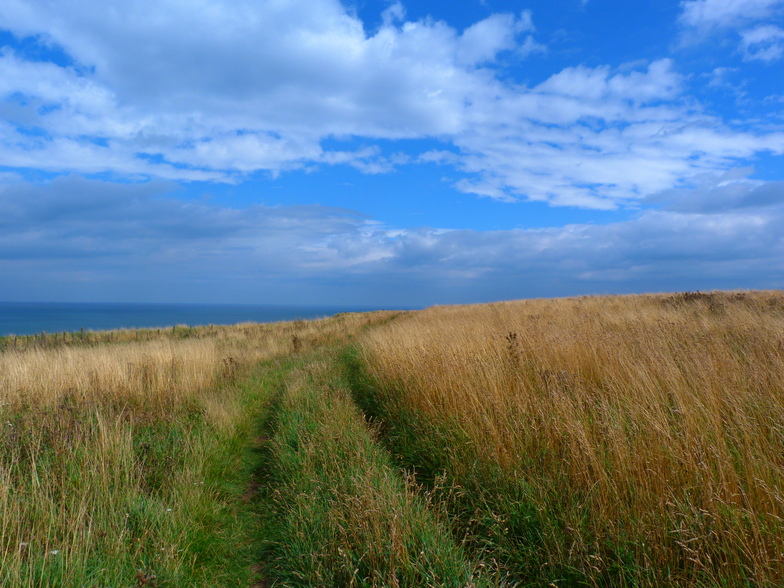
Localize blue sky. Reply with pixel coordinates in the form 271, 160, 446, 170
0, 0, 783, 306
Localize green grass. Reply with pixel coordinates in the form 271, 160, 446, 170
255, 349, 489, 587
0, 364, 275, 587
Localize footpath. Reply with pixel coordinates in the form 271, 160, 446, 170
244, 347, 483, 587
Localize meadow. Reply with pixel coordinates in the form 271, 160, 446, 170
1, 291, 782, 586
353, 291, 784, 586
0, 313, 395, 586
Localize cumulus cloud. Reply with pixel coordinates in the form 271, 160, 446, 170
1, 1, 781, 210
0, 0, 522, 135
0, 0, 548, 184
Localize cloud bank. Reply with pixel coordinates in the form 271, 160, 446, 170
1, 176, 781, 305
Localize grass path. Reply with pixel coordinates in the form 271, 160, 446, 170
8, 294, 779, 585
248, 348, 488, 587
0, 311, 403, 586
0, 358, 279, 587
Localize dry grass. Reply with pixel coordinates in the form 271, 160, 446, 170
357, 291, 784, 585
0, 312, 395, 410
0, 310, 397, 586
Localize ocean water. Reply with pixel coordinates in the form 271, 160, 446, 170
0, 302, 383, 337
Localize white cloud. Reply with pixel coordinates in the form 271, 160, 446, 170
381, 2, 406, 27
535, 59, 681, 104
0, 0, 505, 137
446, 59, 784, 207
705, 66, 745, 97
0, 0, 532, 180
679, 0, 784, 66
0, 0, 781, 211
679, 0, 784, 32
165, 133, 323, 174
518, 35, 547, 58
740, 25, 784, 61
457, 13, 527, 65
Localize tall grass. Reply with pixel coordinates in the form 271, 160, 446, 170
0, 317, 368, 352
355, 292, 784, 585
0, 313, 394, 408
0, 311, 395, 586
258, 350, 486, 587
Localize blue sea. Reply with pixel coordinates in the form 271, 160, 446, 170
0, 302, 386, 337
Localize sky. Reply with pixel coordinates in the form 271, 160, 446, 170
0, 0, 783, 307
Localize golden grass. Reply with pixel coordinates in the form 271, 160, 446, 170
0, 311, 397, 585
0, 312, 394, 409
358, 291, 784, 584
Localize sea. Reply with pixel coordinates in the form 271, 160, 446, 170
0, 302, 387, 337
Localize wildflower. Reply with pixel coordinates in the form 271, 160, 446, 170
50, 549, 59, 555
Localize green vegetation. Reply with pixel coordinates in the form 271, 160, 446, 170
0, 361, 272, 587
0, 312, 397, 586
3, 292, 784, 586
256, 350, 484, 586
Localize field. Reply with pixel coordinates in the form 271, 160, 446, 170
1, 291, 783, 586
0, 313, 396, 586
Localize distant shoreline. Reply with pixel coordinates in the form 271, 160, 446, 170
0, 302, 401, 337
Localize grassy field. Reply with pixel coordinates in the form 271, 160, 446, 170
353, 291, 784, 586
0, 312, 396, 586
2, 291, 783, 586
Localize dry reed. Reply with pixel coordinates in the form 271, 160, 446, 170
358, 291, 784, 585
